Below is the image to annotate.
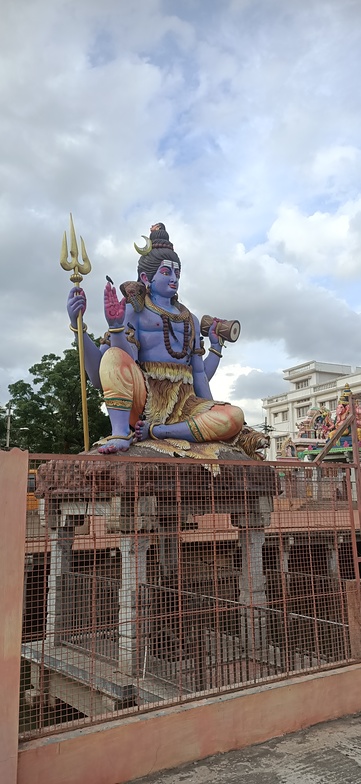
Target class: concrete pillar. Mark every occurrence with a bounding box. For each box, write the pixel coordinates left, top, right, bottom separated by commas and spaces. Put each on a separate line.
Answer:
239, 528, 266, 605
282, 540, 290, 574
23, 554, 34, 629
158, 527, 178, 583
119, 535, 150, 676
239, 528, 266, 658
345, 580, 361, 660
327, 541, 338, 578
282, 535, 293, 592
46, 524, 75, 647
0, 449, 28, 784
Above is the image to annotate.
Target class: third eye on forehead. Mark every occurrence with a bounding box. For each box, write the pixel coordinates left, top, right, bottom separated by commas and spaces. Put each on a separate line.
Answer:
161, 259, 179, 269
160, 260, 180, 271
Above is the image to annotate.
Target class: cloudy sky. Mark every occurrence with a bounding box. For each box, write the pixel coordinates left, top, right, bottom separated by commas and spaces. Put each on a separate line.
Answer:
2, 0, 361, 425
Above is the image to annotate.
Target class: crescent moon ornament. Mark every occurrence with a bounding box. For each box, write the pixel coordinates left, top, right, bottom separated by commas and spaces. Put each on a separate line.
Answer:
134, 235, 152, 255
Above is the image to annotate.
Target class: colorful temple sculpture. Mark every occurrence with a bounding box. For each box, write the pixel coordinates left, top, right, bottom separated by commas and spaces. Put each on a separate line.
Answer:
68, 222, 249, 459
297, 406, 334, 441
292, 383, 361, 461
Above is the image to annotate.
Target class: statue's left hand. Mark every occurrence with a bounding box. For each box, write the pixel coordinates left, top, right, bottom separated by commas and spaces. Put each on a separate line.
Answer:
208, 318, 221, 345
67, 286, 87, 328
104, 281, 126, 327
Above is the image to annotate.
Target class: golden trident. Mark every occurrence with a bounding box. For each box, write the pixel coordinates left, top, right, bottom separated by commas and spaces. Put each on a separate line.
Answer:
60, 214, 92, 452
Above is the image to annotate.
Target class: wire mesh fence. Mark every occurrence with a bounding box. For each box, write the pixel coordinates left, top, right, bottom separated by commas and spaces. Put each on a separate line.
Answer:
20, 453, 360, 740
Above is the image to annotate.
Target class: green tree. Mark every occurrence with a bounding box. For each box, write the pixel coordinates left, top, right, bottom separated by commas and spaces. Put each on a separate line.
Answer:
7, 344, 111, 453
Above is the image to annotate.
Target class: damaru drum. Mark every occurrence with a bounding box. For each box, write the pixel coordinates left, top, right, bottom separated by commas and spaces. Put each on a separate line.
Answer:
200, 315, 241, 343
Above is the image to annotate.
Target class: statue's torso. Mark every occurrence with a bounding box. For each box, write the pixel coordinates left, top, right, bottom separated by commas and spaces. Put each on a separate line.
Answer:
131, 303, 195, 365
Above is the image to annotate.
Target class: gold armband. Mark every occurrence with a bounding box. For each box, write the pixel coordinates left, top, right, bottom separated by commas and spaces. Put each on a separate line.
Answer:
209, 347, 222, 358
108, 326, 125, 333
69, 323, 87, 333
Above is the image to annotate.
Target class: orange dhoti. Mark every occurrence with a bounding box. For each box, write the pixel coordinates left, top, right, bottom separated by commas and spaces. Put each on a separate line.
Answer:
99, 348, 244, 442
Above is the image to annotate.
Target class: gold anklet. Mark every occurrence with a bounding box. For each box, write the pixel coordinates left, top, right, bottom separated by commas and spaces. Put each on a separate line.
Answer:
102, 433, 133, 442
149, 423, 161, 440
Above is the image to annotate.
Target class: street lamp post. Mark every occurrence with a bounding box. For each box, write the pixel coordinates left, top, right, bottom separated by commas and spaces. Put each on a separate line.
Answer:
5, 402, 11, 449
19, 427, 30, 450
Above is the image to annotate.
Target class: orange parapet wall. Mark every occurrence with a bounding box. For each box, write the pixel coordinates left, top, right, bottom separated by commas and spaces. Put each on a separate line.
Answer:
0, 449, 28, 784
17, 664, 361, 784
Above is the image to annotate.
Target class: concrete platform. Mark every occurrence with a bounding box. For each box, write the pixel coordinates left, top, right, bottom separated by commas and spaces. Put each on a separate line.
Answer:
21, 640, 181, 720
138, 713, 361, 783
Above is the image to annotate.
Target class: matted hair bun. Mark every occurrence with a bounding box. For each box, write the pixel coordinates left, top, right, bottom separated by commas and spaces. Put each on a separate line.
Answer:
136, 223, 181, 281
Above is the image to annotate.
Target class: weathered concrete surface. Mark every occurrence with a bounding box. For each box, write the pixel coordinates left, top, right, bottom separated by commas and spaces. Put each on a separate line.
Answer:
137, 713, 361, 783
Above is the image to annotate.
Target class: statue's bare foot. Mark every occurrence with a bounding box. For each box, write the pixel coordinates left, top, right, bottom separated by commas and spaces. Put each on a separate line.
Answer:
97, 434, 134, 454
134, 420, 150, 442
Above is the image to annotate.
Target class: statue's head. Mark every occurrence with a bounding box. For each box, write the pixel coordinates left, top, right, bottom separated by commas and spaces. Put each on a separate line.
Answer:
135, 223, 181, 283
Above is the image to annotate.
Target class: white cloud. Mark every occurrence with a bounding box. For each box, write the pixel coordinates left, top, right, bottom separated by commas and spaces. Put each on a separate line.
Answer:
267, 201, 361, 278
1, 0, 361, 426
311, 144, 361, 193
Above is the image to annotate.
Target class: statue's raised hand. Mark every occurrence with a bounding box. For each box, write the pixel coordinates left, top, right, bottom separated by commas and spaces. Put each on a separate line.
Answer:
208, 318, 222, 345
67, 286, 87, 328
104, 281, 126, 327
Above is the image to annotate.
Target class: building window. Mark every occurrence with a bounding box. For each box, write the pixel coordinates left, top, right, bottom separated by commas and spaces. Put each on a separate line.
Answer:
295, 379, 310, 390
281, 410, 288, 422
329, 398, 337, 411
297, 405, 309, 419
275, 437, 285, 454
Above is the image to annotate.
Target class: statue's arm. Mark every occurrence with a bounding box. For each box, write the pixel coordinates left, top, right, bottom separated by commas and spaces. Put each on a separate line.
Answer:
82, 334, 103, 389
191, 315, 213, 398
203, 319, 224, 381
67, 286, 102, 389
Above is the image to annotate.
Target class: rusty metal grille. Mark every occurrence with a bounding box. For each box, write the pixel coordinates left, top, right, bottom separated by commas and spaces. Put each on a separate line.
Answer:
20, 454, 360, 740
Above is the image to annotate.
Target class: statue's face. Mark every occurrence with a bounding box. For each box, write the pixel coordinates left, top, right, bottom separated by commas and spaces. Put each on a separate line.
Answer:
150, 260, 180, 299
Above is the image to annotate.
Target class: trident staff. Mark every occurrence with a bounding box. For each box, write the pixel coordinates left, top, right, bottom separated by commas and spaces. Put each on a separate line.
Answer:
60, 214, 92, 452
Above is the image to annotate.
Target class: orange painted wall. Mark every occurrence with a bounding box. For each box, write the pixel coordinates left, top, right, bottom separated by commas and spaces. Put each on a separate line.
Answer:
18, 663, 361, 784
0, 449, 27, 784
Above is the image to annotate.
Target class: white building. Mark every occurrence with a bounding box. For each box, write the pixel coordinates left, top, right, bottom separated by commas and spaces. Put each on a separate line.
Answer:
262, 361, 361, 460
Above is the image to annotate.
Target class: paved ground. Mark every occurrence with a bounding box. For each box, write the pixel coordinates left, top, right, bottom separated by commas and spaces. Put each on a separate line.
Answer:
136, 713, 361, 783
